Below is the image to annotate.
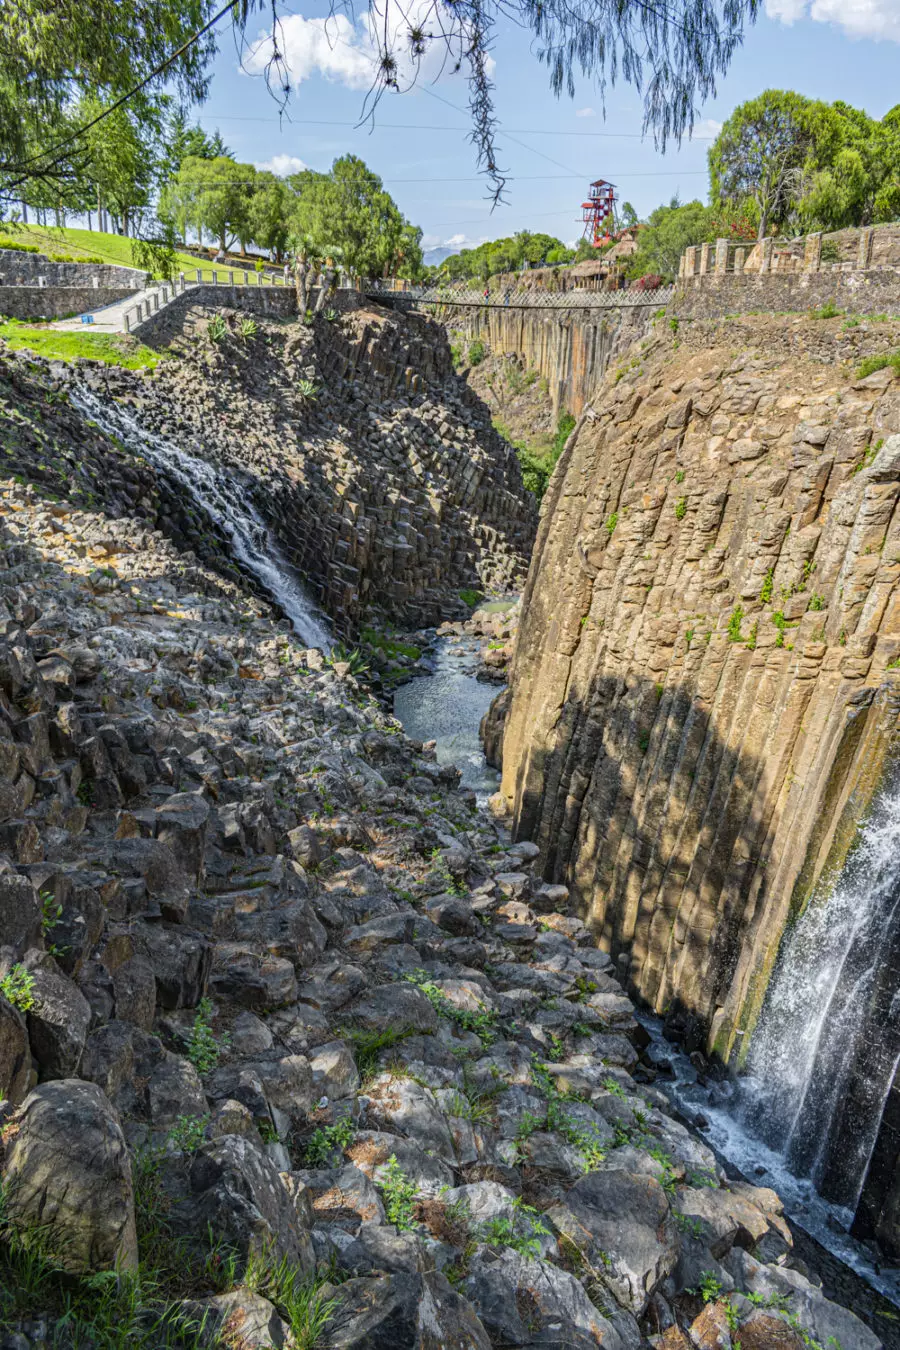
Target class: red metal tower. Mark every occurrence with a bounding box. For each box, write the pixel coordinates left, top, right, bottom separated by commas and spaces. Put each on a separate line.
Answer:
581, 179, 616, 247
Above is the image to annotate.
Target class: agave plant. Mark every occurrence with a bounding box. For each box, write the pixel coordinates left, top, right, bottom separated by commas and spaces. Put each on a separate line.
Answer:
327, 642, 370, 677
324, 308, 339, 323
240, 316, 258, 340
207, 314, 227, 344
297, 378, 319, 401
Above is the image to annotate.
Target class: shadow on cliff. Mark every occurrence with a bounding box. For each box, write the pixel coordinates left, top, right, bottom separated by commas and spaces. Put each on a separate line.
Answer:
500, 670, 779, 1052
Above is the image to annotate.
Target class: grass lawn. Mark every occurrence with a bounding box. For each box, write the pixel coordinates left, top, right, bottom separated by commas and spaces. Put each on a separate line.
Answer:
0, 223, 275, 283
0, 319, 163, 369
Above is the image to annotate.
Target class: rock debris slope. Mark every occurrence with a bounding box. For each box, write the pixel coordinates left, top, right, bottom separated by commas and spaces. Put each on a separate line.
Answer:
77, 305, 536, 631
0, 402, 880, 1344
496, 312, 900, 1062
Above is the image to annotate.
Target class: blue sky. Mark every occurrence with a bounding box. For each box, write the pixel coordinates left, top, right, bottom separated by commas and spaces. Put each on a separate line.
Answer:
194, 0, 900, 252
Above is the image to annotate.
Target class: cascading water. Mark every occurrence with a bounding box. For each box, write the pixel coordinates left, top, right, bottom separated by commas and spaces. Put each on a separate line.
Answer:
642, 766, 900, 1303
739, 767, 900, 1215
72, 386, 332, 651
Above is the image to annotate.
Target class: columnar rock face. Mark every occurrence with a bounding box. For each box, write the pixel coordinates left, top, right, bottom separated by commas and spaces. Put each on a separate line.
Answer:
78, 305, 536, 631
497, 312, 900, 1062
449, 305, 653, 416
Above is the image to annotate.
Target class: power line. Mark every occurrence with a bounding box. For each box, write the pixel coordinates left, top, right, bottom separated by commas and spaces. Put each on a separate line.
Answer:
202, 113, 717, 139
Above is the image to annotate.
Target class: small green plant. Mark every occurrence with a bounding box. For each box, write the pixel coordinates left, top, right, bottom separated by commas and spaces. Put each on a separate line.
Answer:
404, 969, 498, 1045
297, 377, 319, 401
675, 469, 685, 484
809, 300, 840, 320
167, 1114, 209, 1153
669, 316, 680, 334
207, 314, 227, 343
0, 964, 35, 1012
344, 1025, 416, 1079
674, 496, 687, 520
459, 588, 481, 607
305, 1116, 355, 1165
605, 511, 619, 537
327, 642, 370, 677
727, 606, 744, 642
808, 593, 825, 611
745, 621, 758, 650
324, 307, 339, 322
856, 351, 900, 380
675, 1211, 704, 1238
468, 338, 486, 365
379, 1155, 419, 1231
186, 997, 228, 1074
478, 1197, 549, 1257
772, 610, 788, 648
239, 316, 258, 340
760, 569, 774, 604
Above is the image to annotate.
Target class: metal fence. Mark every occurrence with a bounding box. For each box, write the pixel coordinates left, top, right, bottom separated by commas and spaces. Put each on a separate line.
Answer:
364, 280, 675, 311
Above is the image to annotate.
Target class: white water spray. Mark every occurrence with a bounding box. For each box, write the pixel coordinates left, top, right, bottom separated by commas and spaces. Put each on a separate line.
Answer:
72, 386, 332, 651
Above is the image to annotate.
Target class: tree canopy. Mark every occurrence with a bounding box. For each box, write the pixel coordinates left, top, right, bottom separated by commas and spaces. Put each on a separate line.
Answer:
709, 91, 900, 237
439, 232, 575, 282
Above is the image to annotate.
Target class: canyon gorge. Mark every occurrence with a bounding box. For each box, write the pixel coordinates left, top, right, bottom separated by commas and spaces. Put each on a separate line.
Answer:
1, 243, 899, 1350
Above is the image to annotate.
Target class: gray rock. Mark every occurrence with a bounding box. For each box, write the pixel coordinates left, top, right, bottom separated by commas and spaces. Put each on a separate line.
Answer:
140, 923, 211, 1009
0, 873, 42, 957
0, 996, 29, 1106
24, 953, 91, 1078
3, 1080, 137, 1273
180, 1287, 287, 1347
310, 1040, 360, 1099
546, 1169, 678, 1315
362, 1073, 456, 1164
173, 1134, 314, 1277
347, 984, 439, 1036
464, 1248, 631, 1349
327, 1272, 491, 1349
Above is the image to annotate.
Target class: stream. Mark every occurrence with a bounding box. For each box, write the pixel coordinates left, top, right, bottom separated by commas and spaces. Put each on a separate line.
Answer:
393, 633, 500, 802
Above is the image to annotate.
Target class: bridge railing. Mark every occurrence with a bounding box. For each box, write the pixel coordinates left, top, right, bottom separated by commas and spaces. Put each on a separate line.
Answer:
364, 279, 674, 310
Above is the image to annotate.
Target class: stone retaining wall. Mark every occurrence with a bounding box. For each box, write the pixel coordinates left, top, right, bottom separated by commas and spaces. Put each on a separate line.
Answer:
0, 286, 136, 320
675, 266, 900, 320
0, 247, 146, 288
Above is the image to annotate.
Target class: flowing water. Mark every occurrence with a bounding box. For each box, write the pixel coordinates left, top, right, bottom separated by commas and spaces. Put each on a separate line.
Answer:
393, 635, 501, 801
646, 768, 900, 1305
71, 386, 332, 650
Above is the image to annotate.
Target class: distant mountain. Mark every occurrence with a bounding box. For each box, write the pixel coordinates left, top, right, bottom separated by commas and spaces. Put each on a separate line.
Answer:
423, 245, 459, 267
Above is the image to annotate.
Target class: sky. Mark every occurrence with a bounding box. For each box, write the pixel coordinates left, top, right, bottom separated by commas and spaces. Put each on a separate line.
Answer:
192, 0, 900, 254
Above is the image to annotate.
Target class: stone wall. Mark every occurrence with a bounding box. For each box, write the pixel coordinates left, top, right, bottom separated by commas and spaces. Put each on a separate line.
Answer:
675, 223, 900, 320
495, 311, 900, 1067
447, 304, 656, 416
0, 285, 135, 320
675, 267, 900, 321
129, 283, 300, 344
0, 247, 146, 288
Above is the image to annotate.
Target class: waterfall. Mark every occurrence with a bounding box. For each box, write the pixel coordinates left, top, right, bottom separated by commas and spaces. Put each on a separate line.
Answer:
739, 768, 900, 1213
71, 387, 332, 651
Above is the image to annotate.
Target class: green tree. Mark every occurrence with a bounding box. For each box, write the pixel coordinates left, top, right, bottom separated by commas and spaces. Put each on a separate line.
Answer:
165, 155, 254, 254
709, 90, 816, 239
627, 198, 714, 280
247, 171, 292, 260
76, 95, 156, 236
291, 155, 408, 279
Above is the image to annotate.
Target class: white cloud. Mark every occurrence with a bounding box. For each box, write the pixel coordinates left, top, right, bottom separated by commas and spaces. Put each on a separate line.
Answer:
255, 154, 308, 176
576, 106, 595, 118
690, 118, 723, 140
444, 232, 488, 249
765, 0, 900, 39
245, 1, 494, 95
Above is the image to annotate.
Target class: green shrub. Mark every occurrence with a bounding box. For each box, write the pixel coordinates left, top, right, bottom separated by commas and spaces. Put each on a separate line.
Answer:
459, 588, 481, 607
856, 351, 900, 380
727, 606, 744, 642
186, 997, 227, 1074
379, 1155, 419, 1231
468, 339, 486, 366
207, 314, 227, 343
605, 511, 618, 537
0, 964, 35, 1012
674, 496, 687, 520
760, 569, 774, 603
305, 1116, 355, 1165
809, 300, 840, 320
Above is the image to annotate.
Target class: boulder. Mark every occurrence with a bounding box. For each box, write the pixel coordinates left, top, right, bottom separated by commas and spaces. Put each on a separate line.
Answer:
347, 984, 438, 1036
326, 1272, 491, 1349
180, 1288, 288, 1348
463, 1248, 634, 1349
546, 1170, 678, 1315
24, 954, 91, 1078
173, 1134, 314, 1277
2, 1080, 137, 1272
362, 1074, 456, 1164
0, 995, 29, 1106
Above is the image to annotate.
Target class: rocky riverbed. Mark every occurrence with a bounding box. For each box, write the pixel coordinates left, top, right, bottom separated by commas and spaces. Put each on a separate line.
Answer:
0, 469, 883, 1350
